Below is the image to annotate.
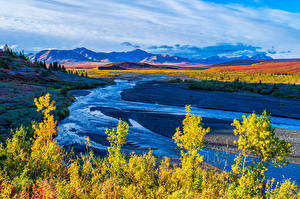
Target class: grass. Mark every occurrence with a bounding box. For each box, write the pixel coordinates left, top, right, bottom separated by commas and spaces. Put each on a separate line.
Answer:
75, 68, 300, 99
80, 68, 300, 84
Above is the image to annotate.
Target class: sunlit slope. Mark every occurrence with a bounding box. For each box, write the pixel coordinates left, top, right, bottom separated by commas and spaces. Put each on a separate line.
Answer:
206, 61, 300, 73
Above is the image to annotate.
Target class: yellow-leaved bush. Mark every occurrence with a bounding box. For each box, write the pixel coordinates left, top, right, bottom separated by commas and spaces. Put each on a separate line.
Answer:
0, 94, 298, 198
172, 105, 210, 191
31, 93, 66, 177
229, 111, 293, 198
232, 111, 291, 167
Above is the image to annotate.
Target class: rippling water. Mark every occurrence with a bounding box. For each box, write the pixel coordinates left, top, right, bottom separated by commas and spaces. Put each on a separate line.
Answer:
57, 79, 300, 184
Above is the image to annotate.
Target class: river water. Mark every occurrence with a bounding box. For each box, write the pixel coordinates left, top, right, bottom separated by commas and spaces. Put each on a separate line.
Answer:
57, 79, 300, 184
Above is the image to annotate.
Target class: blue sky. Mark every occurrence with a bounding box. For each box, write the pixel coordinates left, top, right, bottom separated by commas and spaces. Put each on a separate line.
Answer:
1, 0, 300, 58
206, 0, 300, 13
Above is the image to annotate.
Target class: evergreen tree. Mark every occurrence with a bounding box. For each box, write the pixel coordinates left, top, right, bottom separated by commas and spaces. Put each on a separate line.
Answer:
49, 63, 53, 71
53, 62, 58, 71
62, 65, 66, 72
43, 60, 47, 69
3, 44, 9, 53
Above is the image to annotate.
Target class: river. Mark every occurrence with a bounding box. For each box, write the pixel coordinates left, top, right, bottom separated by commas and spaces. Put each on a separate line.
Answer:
56, 79, 300, 184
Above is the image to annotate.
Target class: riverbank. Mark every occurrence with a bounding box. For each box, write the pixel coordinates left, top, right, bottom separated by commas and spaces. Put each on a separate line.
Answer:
0, 68, 114, 139
121, 80, 300, 163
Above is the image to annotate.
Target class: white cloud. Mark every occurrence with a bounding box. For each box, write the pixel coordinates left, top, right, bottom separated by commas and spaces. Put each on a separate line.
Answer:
0, 0, 300, 58
0, 44, 18, 49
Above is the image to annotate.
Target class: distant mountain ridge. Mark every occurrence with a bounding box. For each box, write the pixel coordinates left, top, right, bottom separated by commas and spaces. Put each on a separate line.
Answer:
28, 48, 190, 64
192, 54, 273, 65
28, 47, 273, 65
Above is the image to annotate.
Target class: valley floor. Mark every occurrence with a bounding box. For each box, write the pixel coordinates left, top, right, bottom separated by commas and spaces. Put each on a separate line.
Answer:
120, 80, 300, 163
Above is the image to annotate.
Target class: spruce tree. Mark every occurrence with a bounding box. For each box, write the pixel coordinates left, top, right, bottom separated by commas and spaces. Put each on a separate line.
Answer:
49, 63, 53, 71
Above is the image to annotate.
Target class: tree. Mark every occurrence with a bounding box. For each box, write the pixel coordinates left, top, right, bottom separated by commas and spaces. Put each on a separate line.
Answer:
62, 65, 66, 72
49, 63, 53, 71
172, 105, 210, 188
3, 44, 9, 52
53, 62, 58, 71
231, 111, 292, 195
31, 93, 66, 177
43, 60, 47, 69
105, 120, 129, 178
173, 105, 209, 160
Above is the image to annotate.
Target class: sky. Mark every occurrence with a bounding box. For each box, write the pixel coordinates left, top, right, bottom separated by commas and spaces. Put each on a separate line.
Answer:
1, 0, 300, 59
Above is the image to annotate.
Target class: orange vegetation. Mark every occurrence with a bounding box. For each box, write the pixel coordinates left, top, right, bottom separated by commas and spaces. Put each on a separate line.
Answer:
64, 62, 107, 69
206, 61, 300, 73
65, 62, 209, 70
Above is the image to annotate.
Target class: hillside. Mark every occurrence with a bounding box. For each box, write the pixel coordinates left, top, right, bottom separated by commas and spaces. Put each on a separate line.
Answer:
0, 48, 108, 138
206, 61, 300, 73
98, 62, 177, 70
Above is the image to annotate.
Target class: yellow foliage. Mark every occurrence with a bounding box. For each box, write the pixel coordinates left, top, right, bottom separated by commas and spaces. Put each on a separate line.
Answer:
124, 151, 156, 197
173, 105, 210, 158
266, 179, 299, 199
105, 120, 129, 178
0, 94, 298, 198
34, 93, 56, 117
31, 93, 66, 177
232, 111, 291, 177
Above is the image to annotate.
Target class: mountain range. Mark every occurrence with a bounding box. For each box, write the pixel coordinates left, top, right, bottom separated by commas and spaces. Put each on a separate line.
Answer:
28, 47, 273, 65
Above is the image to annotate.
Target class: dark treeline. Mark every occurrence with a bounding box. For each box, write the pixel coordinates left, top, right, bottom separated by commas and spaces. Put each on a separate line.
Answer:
33, 58, 67, 73
47, 61, 66, 72
67, 69, 88, 77
1, 44, 28, 61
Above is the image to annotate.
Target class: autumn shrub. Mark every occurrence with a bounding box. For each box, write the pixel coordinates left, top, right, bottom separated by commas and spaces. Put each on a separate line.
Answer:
232, 112, 291, 174
229, 111, 294, 198
30, 94, 67, 178
172, 106, 210, 190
